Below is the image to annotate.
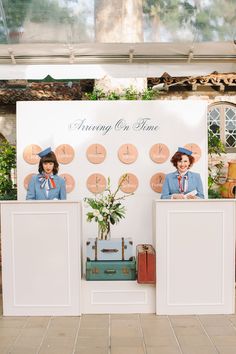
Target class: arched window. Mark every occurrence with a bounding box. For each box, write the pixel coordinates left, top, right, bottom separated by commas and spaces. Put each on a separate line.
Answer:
208, 102, 236, 153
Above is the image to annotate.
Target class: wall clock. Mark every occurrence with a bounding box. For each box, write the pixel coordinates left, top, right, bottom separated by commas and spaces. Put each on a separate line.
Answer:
59, 173, 75, 193
119, 173, 139, 193
55, 144, 75, 164
184, 143, 202, 163
23, 144, 41, 164
86, 173, 106, 194
149, 143, 170, 164
118, 144, 138, 164
23, 173, 36, 190
86, 144, 106, 164
150, 173, 166, 193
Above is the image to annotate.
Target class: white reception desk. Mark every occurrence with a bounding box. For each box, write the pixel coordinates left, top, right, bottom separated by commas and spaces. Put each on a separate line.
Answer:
154, 200, 235, 315
1, 201, 81, 316
0, 199, 235, 316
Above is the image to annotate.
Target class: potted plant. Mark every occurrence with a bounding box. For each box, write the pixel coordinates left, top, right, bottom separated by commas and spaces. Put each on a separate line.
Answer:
84, 174, 133, 240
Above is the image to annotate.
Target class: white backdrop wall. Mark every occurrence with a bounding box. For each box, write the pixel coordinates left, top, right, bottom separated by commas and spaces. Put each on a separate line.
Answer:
17, 100, 207, 246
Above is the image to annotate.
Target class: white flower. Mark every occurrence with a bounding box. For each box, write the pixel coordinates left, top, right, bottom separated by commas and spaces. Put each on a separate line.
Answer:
93, 210, 100, 217
98, 215, 103, 221
102, 207, 110, 214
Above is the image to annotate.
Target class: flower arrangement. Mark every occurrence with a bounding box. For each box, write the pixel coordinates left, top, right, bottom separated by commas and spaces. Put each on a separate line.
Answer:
84, 175, 133, 240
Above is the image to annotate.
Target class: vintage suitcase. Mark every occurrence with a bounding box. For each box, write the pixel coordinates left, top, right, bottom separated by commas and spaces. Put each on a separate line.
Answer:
86, 237, 133, 261
86, 259, 136, 281
136, 244, 156, 284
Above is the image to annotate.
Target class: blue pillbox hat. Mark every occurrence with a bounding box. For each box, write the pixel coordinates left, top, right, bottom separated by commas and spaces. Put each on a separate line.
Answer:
38, 147, 52, 158
177, 147, 192, 156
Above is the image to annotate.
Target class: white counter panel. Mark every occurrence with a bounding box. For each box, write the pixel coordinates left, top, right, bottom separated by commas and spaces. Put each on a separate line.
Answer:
1, 201, 81, 316
81, 279, 155, 314
155, 200, 235, 315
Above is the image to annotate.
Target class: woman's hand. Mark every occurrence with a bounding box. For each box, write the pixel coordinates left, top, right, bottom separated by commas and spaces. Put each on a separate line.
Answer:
186, 194, 197, 199
172, 193, 185, 199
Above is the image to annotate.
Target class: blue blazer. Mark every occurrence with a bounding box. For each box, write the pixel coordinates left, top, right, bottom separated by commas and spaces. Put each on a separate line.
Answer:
161, 171, 204, 199
26, 174, 67, 200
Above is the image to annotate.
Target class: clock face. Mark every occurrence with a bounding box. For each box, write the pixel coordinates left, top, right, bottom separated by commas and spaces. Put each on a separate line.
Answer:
86, 144, 106, 164
184, 143, 202, 163
59, 173, 75, 193
118, 144, 138, 164
86, 173, 106, 194
23, 173, 36, 190
55, 144, 75, 164
149, 143, 170, 164
23, 144, 42, 164
150, 173, 166, 193
119, 173, 139, 193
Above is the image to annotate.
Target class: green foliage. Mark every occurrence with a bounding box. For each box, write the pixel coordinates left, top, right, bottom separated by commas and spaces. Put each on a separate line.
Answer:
0, 141, 17, 200
29, 0, 76, 25
84, 86, 158, 101
84, 175, 133, 232
141, 88, 156, 100
208, 128, 225, 198
84, 88, 106, 100
208, 188, 222, 199
142, 0, 236, 41
208, 129, 225, 156
2, 0, 29, 28
106, 91, 120, 100
123, 87, 139, 100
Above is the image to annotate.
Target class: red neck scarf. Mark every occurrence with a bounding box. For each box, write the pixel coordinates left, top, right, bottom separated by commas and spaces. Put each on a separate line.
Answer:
39, 173, 56, 190
177, 174, 188, 193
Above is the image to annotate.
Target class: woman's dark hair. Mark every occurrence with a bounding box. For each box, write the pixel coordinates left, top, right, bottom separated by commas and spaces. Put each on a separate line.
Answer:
38, 151, 59, 174
171, 151, 195, 169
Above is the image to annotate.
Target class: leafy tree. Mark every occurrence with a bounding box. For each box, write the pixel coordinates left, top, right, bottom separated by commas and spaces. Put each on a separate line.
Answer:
143, 0, 236, 42
0, 0, 93, 44
2, 0, 30, 29
0, 141, 17, 200
29, 0, 77, 25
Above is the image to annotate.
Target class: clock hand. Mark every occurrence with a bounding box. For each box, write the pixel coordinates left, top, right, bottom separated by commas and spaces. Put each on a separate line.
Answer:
31, 146, 35, 159
124, 145, 130, 155
95, 176, 101, 189
95, 145, 102, 155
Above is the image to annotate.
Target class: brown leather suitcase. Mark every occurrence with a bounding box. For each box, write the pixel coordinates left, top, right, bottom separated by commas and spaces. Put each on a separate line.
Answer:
136, 244, 156, 284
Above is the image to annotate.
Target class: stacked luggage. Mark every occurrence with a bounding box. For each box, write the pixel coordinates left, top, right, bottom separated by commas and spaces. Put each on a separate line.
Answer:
86, 237, 136, 280
86, 238, 156, 284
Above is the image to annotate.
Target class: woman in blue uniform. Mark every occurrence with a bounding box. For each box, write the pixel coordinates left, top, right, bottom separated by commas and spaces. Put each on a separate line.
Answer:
161, 147, 204, 199
26, 147, 66, 200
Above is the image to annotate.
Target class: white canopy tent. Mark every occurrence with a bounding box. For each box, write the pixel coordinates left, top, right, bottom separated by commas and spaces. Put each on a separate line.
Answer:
0, 42, 235, 79
0, 0, 235, 79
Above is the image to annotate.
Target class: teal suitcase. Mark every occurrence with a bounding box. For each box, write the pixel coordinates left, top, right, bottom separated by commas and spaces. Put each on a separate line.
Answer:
86, 259, 136, 281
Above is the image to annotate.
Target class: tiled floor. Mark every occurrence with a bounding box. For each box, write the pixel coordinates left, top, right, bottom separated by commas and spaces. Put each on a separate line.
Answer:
1, 293, 236, 354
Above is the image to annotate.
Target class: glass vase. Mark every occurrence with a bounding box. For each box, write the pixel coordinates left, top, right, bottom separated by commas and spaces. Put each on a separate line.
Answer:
98, 222, 111, 240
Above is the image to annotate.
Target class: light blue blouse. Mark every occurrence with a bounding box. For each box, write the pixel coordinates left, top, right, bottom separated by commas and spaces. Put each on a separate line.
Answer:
26, 174, 66, 200
161, 171, 204, 199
